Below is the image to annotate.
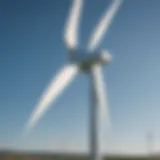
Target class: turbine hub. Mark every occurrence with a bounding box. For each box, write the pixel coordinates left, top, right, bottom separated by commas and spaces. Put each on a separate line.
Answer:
100, 50, 112, 64
73, 50, 112, 72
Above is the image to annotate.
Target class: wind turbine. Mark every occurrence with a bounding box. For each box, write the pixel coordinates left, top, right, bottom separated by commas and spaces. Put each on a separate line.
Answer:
25, 0, 123, 160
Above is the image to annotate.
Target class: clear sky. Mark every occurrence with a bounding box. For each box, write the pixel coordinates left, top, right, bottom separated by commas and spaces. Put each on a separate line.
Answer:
0, 0, 160, 155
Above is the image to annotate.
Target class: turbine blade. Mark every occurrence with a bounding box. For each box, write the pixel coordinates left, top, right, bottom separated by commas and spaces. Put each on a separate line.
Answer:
91, 65, 111, 129
26, 64, 79, 132
88, 0, 123, 52
64, 0, 83, 49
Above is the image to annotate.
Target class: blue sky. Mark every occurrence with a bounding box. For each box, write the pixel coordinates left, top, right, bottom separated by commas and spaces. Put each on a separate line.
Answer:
0, 0, 160, 155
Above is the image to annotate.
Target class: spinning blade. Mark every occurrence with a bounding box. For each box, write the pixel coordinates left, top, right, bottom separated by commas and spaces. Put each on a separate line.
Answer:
64, 0, 83, 49
88, 0, 123, 52
26, 64, 79, 132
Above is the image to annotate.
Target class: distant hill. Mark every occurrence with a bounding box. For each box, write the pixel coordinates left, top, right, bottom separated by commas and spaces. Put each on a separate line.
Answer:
0, 150, 160, 160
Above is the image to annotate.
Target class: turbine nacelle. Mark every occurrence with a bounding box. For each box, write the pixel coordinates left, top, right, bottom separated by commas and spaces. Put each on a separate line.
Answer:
70, 50, 112, 71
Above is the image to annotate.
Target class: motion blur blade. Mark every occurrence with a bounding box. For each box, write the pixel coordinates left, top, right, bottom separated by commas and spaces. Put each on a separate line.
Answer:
88, 0, 123, 52
91, 65, 111, 129
26, 64, 79, 132
64, 0, 83, 49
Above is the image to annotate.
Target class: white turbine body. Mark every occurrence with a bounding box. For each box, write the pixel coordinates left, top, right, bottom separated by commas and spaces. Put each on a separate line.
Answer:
25, 0, 123, 160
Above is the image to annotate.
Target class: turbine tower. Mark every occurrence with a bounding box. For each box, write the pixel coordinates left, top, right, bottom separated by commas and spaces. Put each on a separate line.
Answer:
25, 0, 123, 160
147, 131, 154, 157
